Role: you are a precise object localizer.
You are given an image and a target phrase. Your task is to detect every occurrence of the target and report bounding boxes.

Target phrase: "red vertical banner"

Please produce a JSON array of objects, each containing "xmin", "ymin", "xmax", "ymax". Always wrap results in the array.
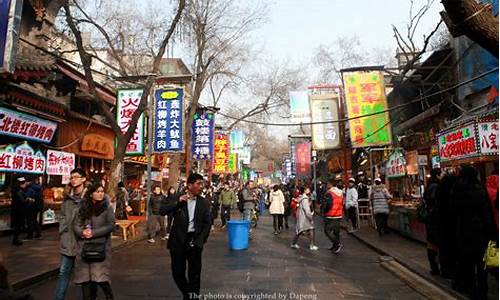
[
  {"xmin": 213, "ymin": 133, "xmax": 229, "ymax": 174},
  {"xmin": 295, "ymin": 142, "xmax": 311, "ymax": 177}
]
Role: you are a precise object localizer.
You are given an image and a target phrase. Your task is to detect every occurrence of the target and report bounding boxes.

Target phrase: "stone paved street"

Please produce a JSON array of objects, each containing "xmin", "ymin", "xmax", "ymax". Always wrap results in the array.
[{"xmin": 26, "ymin": 213, "xmax": 425, "ymax": 300}]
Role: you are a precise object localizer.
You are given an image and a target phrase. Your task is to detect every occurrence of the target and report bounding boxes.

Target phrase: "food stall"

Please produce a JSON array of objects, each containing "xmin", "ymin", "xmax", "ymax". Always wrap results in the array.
[{"xmin": 385, "ymin": 149, "xmax": 427, "ymax": 243}]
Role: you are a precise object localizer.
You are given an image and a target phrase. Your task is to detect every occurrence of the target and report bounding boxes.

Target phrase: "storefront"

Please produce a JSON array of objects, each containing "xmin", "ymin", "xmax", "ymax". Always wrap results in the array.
[{"xmin": 0, "ymin": 106, "xmax": 60, "ymax": 231}]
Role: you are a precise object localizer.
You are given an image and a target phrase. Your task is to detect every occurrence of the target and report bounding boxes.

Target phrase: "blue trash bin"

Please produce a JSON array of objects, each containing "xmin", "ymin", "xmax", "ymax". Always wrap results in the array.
[{"xmin": 227, "ymin": 220, "xmax": 250, "ymax": 250}]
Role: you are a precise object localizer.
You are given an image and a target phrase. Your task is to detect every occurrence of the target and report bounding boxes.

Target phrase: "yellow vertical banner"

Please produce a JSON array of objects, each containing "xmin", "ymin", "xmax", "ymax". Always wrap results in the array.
[{"xmin": 342, "ymin": 70, "xmax": 392, "ymax": 147}]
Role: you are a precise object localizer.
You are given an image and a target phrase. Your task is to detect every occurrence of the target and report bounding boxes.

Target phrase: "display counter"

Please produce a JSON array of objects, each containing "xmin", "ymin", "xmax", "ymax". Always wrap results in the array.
[{"xmin": 388, "ymin": 198, "xmax": 426, "ymax": 243}]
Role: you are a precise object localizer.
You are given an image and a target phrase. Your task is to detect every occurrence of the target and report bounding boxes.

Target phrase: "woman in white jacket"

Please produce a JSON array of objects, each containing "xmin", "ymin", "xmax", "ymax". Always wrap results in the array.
[{"xmin": 269, "ymin": 185, "xmax": 285, "ymax": 235}]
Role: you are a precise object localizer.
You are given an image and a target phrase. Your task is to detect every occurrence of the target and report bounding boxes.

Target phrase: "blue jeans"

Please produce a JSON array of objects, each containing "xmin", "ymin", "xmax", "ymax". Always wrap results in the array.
[{"xmin": 53, "ymin": 255, "xmax": 75, "ymax": 300}]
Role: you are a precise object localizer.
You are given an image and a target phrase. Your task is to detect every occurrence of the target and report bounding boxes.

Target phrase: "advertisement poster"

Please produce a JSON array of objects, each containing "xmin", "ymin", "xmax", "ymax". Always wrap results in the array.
[
  {"xmin": 295, "ymin": 142, "xmax": 311, "ymax": 177},
  {"xmin": 116, "ymin": 89, "xmax": 145, "ymax": 155},
  {"xmin": 0, "ymin": 143, "xmax": 46, "ymax": 174},
  {"xmin": 46, "ymin": 150, "xmax": 75, "ymax": 176},
  {"xmin": 153, "ymin": 88, "xmax": 184, "ymax": 153},
  {"xmin": 342, "ymin": 70, "xmax": 392, "ymax": 147},
  {"xmin": 289, "ymin": 91, "xmax": 311, "ymax": 123},
  {"xmin": 386, "ymin": 150, "xmax": 406, "ymax": 178},
  {"xmin": 478, "ymin": 120, "xmax": 498, "ymax": 155}
]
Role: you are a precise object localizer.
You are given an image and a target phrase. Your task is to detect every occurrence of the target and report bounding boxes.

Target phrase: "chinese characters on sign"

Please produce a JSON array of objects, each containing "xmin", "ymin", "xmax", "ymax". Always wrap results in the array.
[
  {"xmin": 437, "ymin": 122, "xmax": 479, "ymax": 162},
  {"xmin": 213, "ymin": 133, "xmax": 229, "ymax": 174},
  {"xmin": 117, "ymin": 89, "xmax": 145, "ymax": 155},
  {"xmin": 478, "ymin": 121, "xmax": 498, "ymax": 155},
  {"xmin": 0, "ymin": 107, "xmax": 57, "ymax": 143},
  {"xmin": 46, "ymin": 150, "xmax": 75, "ymax": 176},
  {"xmin": 228, "ymin": 153, "xmax": 238, "ymax": 173},
  {"xmin": 0, "ymin": 143, "xmax": 46, "ymax": 174},
  {"xmin": 386, "ymin": 150, "xmax": 406, "ymax": 178},
  {"xmin": 342, "ymin": 70, "xmax": 392, "ymax": 147},
  {"xmin": 191, "ymin": 112, "xmax": 215, "ymax": 160},
  {"xmin": 153, "ymin": 88, "xmax": 184, "ymax": 153},
  {"xmin": 310, "ymin": 93, "xmax": 341, "ymax": 150},
  {"xmin": 295, "ymin": 142, "xmax": 311, "ymax": 178},
  {"xmin": 229, "ymin": 130, "xmax": 244, "ymax": 154}
]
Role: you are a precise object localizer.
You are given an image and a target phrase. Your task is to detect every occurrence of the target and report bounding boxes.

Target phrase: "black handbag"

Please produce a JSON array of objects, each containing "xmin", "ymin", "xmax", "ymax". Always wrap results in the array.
[{"xmin": 82, "ymin": 240, "xmax": 106, "ymax": 263}]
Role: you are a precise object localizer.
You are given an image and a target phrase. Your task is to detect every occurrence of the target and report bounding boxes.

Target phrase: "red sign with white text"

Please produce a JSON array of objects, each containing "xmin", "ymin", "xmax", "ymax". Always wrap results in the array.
[
  {"xmin": 0, "ymin": 107, "xmax": 57, "ymax": 143},
  {"xmin": 295, "ymin": 142, "xmax": 311, "ymax": 177}
]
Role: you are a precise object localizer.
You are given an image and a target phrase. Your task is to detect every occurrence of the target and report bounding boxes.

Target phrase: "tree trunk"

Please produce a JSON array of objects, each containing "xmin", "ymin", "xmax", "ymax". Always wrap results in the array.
[
  {"xmin": 442, "ymin": 0, "xmax": 499, "ymax": 58},
  {"xmin": 107, "ymin": 152, "xmax": 124, "ymax": 201},
  {"xmin": 167, "ymin": 154, "xmax": 182, "ymax": 190}
]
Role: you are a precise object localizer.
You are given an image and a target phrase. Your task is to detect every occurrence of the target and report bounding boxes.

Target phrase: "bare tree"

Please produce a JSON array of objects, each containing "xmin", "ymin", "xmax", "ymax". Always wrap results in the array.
[
  {"xmin": 441, "ymin": 0, "xmax": 498, "ymax": 58},
  {"xmin": 312, "ymin": 36, "xmax": 396, "ymax": 84},
  {"xmin": 61, "ymin": 0, "xmax": 186, "ymax": 196},
  {"xmin": 392, "ymin": 0, "xmax": 444, "ymax": 75},
  {"xmin": 162, "ymin": 0, "xmax": 267, "ymax": 187}
]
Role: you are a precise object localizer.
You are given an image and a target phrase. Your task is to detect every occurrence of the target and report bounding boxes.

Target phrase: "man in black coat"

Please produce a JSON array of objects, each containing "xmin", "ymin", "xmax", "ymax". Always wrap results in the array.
[{"xmin": 160, "ymin": 173, "xmax": 211, "ymax": 300}]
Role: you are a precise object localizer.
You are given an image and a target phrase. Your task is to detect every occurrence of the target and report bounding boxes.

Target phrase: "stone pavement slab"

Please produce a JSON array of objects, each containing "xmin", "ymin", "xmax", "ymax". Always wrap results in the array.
[{"xmin": 26, "ymin": 212, "xmax": 425, "ymax": 300}]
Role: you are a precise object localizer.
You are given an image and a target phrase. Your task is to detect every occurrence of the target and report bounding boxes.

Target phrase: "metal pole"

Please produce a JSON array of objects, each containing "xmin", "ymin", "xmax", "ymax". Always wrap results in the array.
[
  {"xmin": 312, "ymin": 150, "xmax": 317, "ymax": 198},
  {"xmin": 146, "ymin": 85, "xmax": 154, "ymax": 221},
  {"xmin": 369, "ymin": 149, "xmax": 374, "ymax": 180}
]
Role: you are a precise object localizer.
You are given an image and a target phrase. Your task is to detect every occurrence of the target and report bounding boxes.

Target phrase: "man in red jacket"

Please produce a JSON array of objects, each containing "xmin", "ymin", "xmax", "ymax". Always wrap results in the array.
[{"xmin": 324, "ymin": 177, "xmax": 344, "ymax": 253}]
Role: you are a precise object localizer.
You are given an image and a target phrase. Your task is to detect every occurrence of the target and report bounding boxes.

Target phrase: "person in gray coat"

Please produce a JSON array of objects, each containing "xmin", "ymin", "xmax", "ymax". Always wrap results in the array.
[
  {"xmin": 53, "ymin": 168, "xmax": 87, "ymax": 300},
  {"xmin": 370, "ymin": 178, "xmax": 392, "ymax": 235},
  {"xmin": 291, "ymin": 186, "xmax": 318, "ymax": 250},
  {"xmin": 73, "ymin": 182, "xmax": 115, "ymax": 300}
]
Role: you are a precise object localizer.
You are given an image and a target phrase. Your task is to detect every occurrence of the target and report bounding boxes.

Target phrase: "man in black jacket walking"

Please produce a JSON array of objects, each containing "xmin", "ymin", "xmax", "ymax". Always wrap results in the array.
[{"xmin": 160, "ymin": 173, "xmax": 211, "ymax": 300}]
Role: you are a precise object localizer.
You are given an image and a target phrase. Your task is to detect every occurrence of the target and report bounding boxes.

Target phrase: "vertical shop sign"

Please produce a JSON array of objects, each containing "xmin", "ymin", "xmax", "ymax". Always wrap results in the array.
[
  {"xmin": 386, "ymin": 150, "xmax": 406, "ymax": 178},
  {"xmin": 228, "ymin": 153, "xmax": 238, "ymax": 173},
  {"xmin": 310, "ymin": 93, "xmax": 341, "ymax": 150},
  {"xmin": 295, "ymin": 142, "xmax": 311, "ymax": 177},
  {"xmin": 191, "ymin": 111, "xmax": 215, "ymax": 160},
  {"xmin": 213, "ymin": 133, "xmax": 229, "ymax": 174},
  {"xmin": 117, "ymin": 89, "xmax": 145, "ymax": 155},
  {"xmin": 229, "ymin": 130, "xmax": 244, "ymax": 154},
  {"xmin": 0, "ymin": 0, "xmax": 23, "ymax": 73},
  {"xmin": 153, "ymin": 88, "xmax": 184, "ymax": 153},
  {"xmin": 46, "ymin": 150, "xmax": 75, "ymax": 176},
  {"xmin": 342, "ymin": 70, "xmax": 392, "ymax": 147},
  {"xmin": 290, "ymin": 91, "xmax": 311, "ymax": 123},
  {"xmin": 0, "ymin": 143, "xmax": 46, "ymax": 174},
  {"xmin": 478, "ymin": 120, "xmax": 499, "ymax": 155}
]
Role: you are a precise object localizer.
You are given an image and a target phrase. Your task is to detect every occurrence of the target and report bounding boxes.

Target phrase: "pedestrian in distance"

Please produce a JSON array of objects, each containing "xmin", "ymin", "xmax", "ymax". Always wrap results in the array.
[
  {"xmin": 53, "ymin": 168, "xmax": 87, "ymax": 300},
  {"xmin": 114, "ymin": 181, "xmax": 129, "ymax": 220},
  {"xmin": 164, "ymin": 186, "xmax": 177, "ymax": 239},
  {"xmin": 73, "ymin": 182, "xmax": 115, "ymax": 300},
  {"xmin": 370, "ymin": 178, "xmax": 392, "ymax": 236},
  {"xmin": 323, "ymin": 178, "xmax": 344, "ymax": 253},
  {"xmin": 345, "ymin": 178, "xmax": 359, "ymax": 233},
  {"xmin": 206, "ymin": 186, "xmax": 218, "ymax": 231},
  {"xmin": 11, "ymin": 177, "xmax": 29, "ymax": 246},
  {"xmin": 290, "ymin": 186, "xmax": 318, "ymax": 250},
  {"xmin": 25, "ymin": 176, "xmax": 43, "ymax": 239},
  {"xmin": 147, "ymin": 184, "xmax": 168, "ymax": 243},
  {"xmin": 269, "ymin": 185, "xmax": 285, "ymax": 235},
  {"xmin": 423, "ymin": 169, "xmax": 442, "ymax": 275},
  {"xmin": 219, "ymin": 182, "xmax": 236, "ymax": 229},
  {"xmin": 159, "ymin": 173, "xmax": 211, "ymax": 300},
  {"xmin": 241, "ymin": 180, "xmax": 257, "ymax": 222}
]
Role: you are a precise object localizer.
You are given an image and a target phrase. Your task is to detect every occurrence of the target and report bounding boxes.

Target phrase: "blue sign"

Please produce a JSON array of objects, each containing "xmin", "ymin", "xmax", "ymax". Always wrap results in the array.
[
  {"xmin": 153, "ymin": 88, "xmax": 184, "ymax": 153},
  {"xmin": 191, "ymin": 111, "xmax": 215, "ymax": 160}
]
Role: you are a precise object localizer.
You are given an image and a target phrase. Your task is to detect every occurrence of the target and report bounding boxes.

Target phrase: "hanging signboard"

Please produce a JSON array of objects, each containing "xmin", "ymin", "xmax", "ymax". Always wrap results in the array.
[
  {"xmin": 437, "ymin": 122, "xmax": 479, "ymax": 162},
  {"xmin": 228, "ymin": 153, "xmax": 238, "ymax": 173},
  {"xmin": 229, "ymin": 130, "xmax": 244, "ymax": 154},
  {"xmin": 290, "ymin": 91, "xmax": 311, "ymax": 123},
  {"xmin": 295, "ymin": 142, "xmax": 311, "ymax": 177},
  {"xmin": 240, "ymin": 145, "xmax": 251, "ymax": 165},
  {"xmin": 0, "ymin": 143, "xmax": 46, "ymax": 174},
  {"xmin": 213, "ymin": 133, "xmax": 229, "ymax": 174},
  {"xmin": 0, "ymin": 107, "xmax": 57, "ymax": 143},
  {"xmin": 191, "ymin": 111, "xmax": 215, "ymax": 160},
  {"xmin": 342, "ymin": 70, "xmax": 392, "ymax": 147},
  {"xmin": 310, "ymin": 93, "xmax": 341, "ymax": 150},
  {"xmin": 0, "ymin": 0, "xmax": 23, "ymax": 73},
  {"xmin": 46, "ymin": 150, "xmax": 75, "ymax": 176},
  {"xmin": 116, "ymin": 89, "xmax": 145, "ymax": 155},
  {"xmin": 478, "ymin": 120, "xmax": 498, "ymax": 155},
  {"xmin": 153, "ymin": 88, "xmax": 184, "ymax": 153},
  {"xmin": 386, "ymin": 150, "xmax": 406, "ymax": 178}
]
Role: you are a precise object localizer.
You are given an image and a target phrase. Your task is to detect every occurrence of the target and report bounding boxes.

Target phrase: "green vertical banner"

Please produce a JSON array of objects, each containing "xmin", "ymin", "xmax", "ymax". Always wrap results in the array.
[{"xmin": 228, "ymin": 153, "xmax": 238, "ymax": 173}]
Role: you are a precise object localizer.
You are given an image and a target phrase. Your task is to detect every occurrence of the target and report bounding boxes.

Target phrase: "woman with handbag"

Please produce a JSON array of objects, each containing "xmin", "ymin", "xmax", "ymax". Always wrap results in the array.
[{"xmin": 73, "ymin": 183, "xmax": 115, "ymax": 300}]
